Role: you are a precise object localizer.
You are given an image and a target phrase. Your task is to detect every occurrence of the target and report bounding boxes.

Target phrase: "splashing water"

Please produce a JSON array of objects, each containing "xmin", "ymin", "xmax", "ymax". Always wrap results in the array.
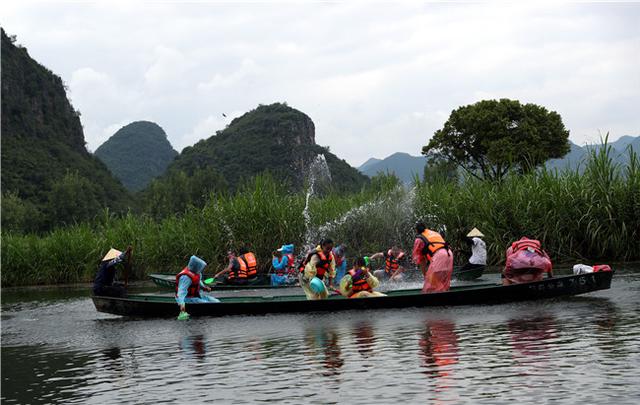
[
  {"xmin": 302, "ymin": 154, "xmax": 332, "ymax": 252},
  {"xmin": 307, "ymin": 185, "xmax": 427, "ymax": 258}
]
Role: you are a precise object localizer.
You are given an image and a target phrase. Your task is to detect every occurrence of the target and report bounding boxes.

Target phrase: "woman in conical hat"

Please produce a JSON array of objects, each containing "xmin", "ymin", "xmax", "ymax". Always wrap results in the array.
[
  {"xmin": 93, "ymin": 246, "xmax": 132, "ymax": 297},
  {"xmin": 456, "ymin": 228, "xmax": 487, "ymax": 280}
]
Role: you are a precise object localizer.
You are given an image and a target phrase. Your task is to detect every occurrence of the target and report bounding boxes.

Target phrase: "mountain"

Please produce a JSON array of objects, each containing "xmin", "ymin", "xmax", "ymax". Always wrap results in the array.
[
  {"xmin": 0, "ymin": 29, "xmax": 130, "ymax": 230},
  {"xmin": 165, "ymin": 103, "xmax": 368, "ymax": 192},
  {"xmin": 546, "ymin": 136, "xmax": 639, "ymax": 171},
  {"xmin": 358, "ymin": 157, "xmax": 382, "ymax": 172},
  {"xmin": 95, "ymin": 121, "xmax": 178, "ymax": 191},
  {"xmin": 358, "ymin": 152, "xmax": 427, "ymax": 183}
]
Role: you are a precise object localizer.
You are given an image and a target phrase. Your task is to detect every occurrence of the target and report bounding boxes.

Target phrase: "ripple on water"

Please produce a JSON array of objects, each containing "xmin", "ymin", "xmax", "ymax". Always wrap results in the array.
[{"xmin": 2, "ymin": 273, "xmax": 640, "ymax": 403}]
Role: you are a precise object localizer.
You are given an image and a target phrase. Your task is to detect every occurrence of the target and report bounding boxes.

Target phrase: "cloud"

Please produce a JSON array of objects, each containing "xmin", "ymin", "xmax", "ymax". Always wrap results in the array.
[{"xmin": 3, "ymin": 1, "xmax": 638, "ymax": 166}]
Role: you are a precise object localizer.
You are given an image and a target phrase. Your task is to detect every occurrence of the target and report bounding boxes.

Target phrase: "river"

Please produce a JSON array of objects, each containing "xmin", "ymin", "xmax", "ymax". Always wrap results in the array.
[{"xmin": 2, "ymin": 265, "xmax": 639, "ymax": 404}]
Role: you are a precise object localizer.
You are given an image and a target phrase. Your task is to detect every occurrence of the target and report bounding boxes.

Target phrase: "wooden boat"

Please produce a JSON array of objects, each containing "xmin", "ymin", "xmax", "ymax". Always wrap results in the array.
[
  {"xmin": 452, "ymin": 265, "xmax": 485, "ymax": 281},
  {"xmin": 149, "ymin": 273, "xmax": 294, "ymax": 290},
  {"xmin": 94, "ymin": 271, "xmax": 613, "ymax": 318}
]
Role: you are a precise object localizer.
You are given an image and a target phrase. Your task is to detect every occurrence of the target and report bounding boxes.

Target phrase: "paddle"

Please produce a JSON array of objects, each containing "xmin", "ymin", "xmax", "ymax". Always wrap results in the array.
[{"xmin": 124, "ymin": 245, "xmax": 133, "ymax": 289}]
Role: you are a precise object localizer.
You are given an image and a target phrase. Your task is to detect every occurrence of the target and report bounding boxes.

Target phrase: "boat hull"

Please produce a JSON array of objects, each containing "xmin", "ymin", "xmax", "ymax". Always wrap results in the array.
[{"xmin": 94, "ymin": 271, "xmax": 613, "ymax": 318}]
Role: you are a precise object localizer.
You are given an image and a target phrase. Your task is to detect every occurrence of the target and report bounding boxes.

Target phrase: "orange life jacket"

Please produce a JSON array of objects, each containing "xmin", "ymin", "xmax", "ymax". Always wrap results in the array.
[
  {"xmin": 315, "ymin": 251, "xmax": 334, "ymax": 279},
  {"xmin": 511, "ymin": 238, "xmax": 544, "ymax": 256},
  {"xmin": 227, "ymin": 257, "xmax": 247, "ymax": 281},
  {"xmin": 239, "ymin": 253, "xmax": 257, "ymax": 278},
  {"xmin": 385, "ymin": 250, "xmax": 405, "ymax": 274},
  {"xmin": 348, "ymin": 268, "xmax": 371, "ymax": 297},
  {"xmin": 417, "ymin": 229, "xmax": 449, "ymax": 262},
  {"xmin": 175, "ymin": 267, "xmax": 201, "ymax": 298}
]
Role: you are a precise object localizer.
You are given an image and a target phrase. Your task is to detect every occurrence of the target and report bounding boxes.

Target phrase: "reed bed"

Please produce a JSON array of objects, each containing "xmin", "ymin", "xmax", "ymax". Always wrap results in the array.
[{"xmin": 2, "ymin": 147, "xmax": 638, "ymax": 286}]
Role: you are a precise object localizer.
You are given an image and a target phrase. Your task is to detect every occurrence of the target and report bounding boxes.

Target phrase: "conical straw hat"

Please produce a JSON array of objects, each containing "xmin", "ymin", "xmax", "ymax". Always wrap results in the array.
[
  {"xmin": 102, "ymin": 248, "xmax": 122, "ymax": 262},
  {"xmin": 466, "ymin": 228, "xmax": 484, "ymax": 238}
]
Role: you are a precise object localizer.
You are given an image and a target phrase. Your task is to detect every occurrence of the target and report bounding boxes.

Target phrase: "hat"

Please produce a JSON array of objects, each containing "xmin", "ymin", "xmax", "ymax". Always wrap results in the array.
[
  {"xmin": 466, "ymin": 228, "xmax": 484, "ymax": 238},
  {"xmin": 102, "ymin": 248, "xmax": 122, "ymax": 262}
]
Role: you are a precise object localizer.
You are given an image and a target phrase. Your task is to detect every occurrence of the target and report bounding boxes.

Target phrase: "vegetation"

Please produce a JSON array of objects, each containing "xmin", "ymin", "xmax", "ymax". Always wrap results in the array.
[
  {"xmin": 95, "ymin": 121, "xmax": 178, "ymax": 192},
  {"xmin": 414, "ymin": 143, "xmax": 639, "ymax": 263},
  {"xmin": 2, "ymin": 144, "xmax": 638, "ymax": 287},
  {"xmin": 167, "ymin": 102, "xmax": 368, "ymax": 193},
  {"xmin": 1, "ymin": 29, "xmax": 130, "ymax": 232},
  {"xmin": 423, "ymin": 99, "xmax": 570, "ymax": 181}
]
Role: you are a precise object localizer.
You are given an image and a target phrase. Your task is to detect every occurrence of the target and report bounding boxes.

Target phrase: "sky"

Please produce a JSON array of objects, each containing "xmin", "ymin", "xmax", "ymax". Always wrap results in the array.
[{"xmin": 3, "ymin": 1, "xmax": 639, "ymax": 166}]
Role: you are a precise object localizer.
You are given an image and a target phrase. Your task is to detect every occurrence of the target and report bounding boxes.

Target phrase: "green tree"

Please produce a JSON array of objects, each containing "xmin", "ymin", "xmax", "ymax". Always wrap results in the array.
[
  {"xmin": 1, "ymin": 192, "xmax": 43, "ymax": 232},
  {"xmin": 47, "ymin": 171, "xmax": 102, "ymax": 226},
  {"xmin": 423, "ymin": 158, "xmax": 459, "ymax": 185},
  {"xmin": 422, "ymin": 99, "xmax": 570, "ymax": 181}
]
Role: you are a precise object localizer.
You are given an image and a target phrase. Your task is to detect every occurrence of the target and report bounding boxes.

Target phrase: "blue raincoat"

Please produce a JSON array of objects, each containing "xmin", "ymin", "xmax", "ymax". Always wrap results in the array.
[{"xmin": 176, "ymin": 256, "xmax": 220, "ymax": 305}]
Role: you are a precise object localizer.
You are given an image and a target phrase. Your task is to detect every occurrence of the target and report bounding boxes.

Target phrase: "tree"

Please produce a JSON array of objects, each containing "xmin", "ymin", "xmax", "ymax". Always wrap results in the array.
[
  {"xmin": 422, "ymin": 99, "xmax": 570, "ymax": 181},
  {"xmin": 423, "ymin": 158, "xmax": 459, "ymax": 185}
]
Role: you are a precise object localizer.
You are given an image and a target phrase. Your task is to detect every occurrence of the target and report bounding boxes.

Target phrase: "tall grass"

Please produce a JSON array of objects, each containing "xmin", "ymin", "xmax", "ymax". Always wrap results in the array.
[
  {"xmin": 413, "ymin": 144, "xmax": 640, "ymax": 263},
  {"xmin": 2, "ymin": 148, "xmax": 638, "ymax": 287}
]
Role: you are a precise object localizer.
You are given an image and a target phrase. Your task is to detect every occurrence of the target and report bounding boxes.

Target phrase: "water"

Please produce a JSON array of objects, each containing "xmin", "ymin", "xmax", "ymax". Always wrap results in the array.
[
  {"xmin": 2, "ymin": 266, "xmax": 639, "ymax": 404},
  {"xmin": 302, "ymin": 154, "xmax": 331, "ymax": 251}
]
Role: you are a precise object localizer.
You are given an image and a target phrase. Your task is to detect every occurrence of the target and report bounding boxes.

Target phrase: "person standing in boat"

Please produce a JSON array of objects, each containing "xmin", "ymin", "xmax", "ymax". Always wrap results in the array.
[
  {"xmin": 271, "ymin": 244, "xmax": 295, "ymax": 286},
  {"xmin": 176, "ymin": 255, "xmax": 220, "ymax": 313},
  {"xmin": 340, "ymin": 257, "xmax": 386, "ymax": 298},
  {"xmin": 299, "ymin": 239, "xmax": 336, "ymax": 300},
  {"xmin": 460, "ymin": 228, "xmax": 487, "ymax": 273},
  {"xmin": 93, "ymin": 246, "xmax": 132, "ymax": 297},
  {"xmin": 332, "ymin": 244, "xmax": 347, "ymax": 283},
  {"xmin": 412, "ymin": 222, "xmax": 454, "ymax": 293},
  {"xmin": 503, "ymin": 237, "xmax": 553, "ymax": 285},
  {"xmin": 370, "ymin": 246, "xmax": 407, "ymax": 282}
]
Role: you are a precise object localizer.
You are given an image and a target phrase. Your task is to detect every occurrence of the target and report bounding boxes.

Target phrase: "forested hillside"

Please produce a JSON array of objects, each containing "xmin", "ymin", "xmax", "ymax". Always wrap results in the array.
[
  {"xmin": 1, "ymin": 29, "xmax": 130, "ymax": 231},
  {"xmin": 95, "ymin": 121, "xmax": 178, "ymax": 191}
]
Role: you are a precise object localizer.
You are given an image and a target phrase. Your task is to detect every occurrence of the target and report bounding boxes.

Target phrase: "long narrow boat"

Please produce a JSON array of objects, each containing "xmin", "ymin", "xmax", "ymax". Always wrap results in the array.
[
  {"xmin": 149, "ymin": 273, "xmax": 293, "ymax": 290},
  {"xmin": 94, "ymin": 271, "xmax": 613, "ymax": 318},
  {"xmin": 452, "ymin": 265, "xmax": 485, "ymax": 281}
]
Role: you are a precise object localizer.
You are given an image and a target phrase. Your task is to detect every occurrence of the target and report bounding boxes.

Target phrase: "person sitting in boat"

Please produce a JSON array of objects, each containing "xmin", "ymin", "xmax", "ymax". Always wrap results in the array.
[
  {"xmin": 176, "ymin": 255, "xmax": 220, "ymax": 313},
  {"xmin": 93, "ymin": 246, "xmax": 132, "ymax": 297},
  {"xmin": 332, "ymin": 244, "xmax": 347, "ymax": 283},
  {"xmin": 370, "ymin": 246, "xmax": 406, "ymax": 282},
  {"xmin": 271, "ymin": 244, "xmax": 296, "ymax": 286},
  {"xmin": 412, "ymin": 222, "xmax": 454, "ymax": 293},
  {"xmin": 215, "ymin": 249, "xmax": 251, "ymax": 285},
  {"xmin": 340, "ymin": 257, "xmax": 386, "ymax": 298},
  {"xmin": 299, "ymin": 239, "xmax": 336, "ymax": 300},
  {"xmin": 459, "ymin": 227, "xmax": 487, "ymax": 274},
  {"xmin": 238, "ymin": 245, "xmax": 258, "ymax": 280},
  {"xmin": 503, "ymin": 237, "xmax": 553, "ymax": 285}
]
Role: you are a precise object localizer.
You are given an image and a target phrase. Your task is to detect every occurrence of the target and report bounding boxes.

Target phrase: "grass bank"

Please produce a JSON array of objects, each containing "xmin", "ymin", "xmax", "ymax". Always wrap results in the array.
[{"xmin": 2, "ymin": 146, "xmax": 638, "ymax": 287}]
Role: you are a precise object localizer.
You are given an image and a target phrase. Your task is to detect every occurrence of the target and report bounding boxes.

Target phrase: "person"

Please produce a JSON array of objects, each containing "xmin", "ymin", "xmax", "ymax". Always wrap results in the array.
[
  {"xmin": 459, "ymin": 227, "xmax": 486, "ymax": 272},
  {"xmin": 271, "ymin": 244, "xmax": 296, "ymax": 286},
  {"xmin": 93, "ymin": 246, "xmax": 132, "ymax": 297},
  {"xmin": 215, "ymin": 249, "xmax": 249, "ymax": 285},
  {"xmin": 176, "ymin": 255, "xmax": 220, "ymax": 313},
  {"xmin": 238, "ymin": 246, "xmax": 258, "ymax": 280},
  {"xmin": 299, "ymin": 239, "xmax": 336, "ymax": 300},
  {"xmin": 412, "ymin": 222, "xmax": 454, "ymax": 293},
  {"xmin": 503, "ymin": 237, "xmax": 553, "ymax": 285},
  {"xmin": 370, "ymin": 246, "xmax": 406, "ymax": 282},
  {"xmin": 340, "ymin": 257, "xmax": 386, "ymax": 298},
  {"xmin": 332, "ymin": 244, "xmax": 347, "ymax": 283}
]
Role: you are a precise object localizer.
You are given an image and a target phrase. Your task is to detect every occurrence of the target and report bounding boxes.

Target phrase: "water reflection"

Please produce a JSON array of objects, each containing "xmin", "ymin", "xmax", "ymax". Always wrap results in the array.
[
  {"xmin": 352, "ymin": 321, "xmax": 377, "ymax": 358},
  {"xmin": 304, "ymin": 326, "xmax": 344, "ymax": 376},
  {"xmin": 418, "ymin": 319, "xmax": 459, "ymax": 383},
  {"xmin": 507, "ymin": 315, "xmax": 558, "ymax": 363},
  {"xmin": 180, "ymin": 335, "xmax": 207, "ymax": 361}
]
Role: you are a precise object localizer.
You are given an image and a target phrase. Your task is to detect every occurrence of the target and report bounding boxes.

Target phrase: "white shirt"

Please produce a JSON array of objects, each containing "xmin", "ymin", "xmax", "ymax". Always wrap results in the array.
[{"xmin": 469, "ymin": 237, "xmax": 487, "ymax": 265}]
